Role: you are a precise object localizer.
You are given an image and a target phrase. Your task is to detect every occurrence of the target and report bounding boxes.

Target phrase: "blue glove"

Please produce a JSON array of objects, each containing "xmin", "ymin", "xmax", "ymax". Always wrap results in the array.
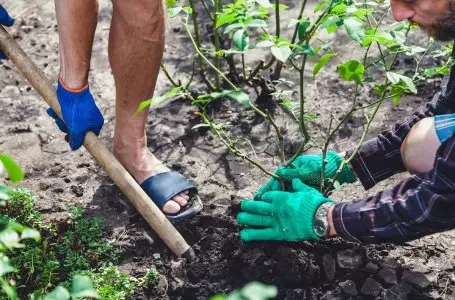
[
  {"xmin": 47, "ymin": 80, "xmax": 104, "ymax": 150},
  {"xmin": 0, "ymin": 5, "xmax": 15, "ymax": 59}
]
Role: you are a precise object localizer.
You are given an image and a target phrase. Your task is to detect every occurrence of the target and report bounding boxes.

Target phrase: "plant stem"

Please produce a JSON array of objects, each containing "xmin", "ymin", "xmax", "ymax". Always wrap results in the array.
[
  {"xmin": 200, "ymin": 0, "xmax": 215, "ymax": 23},
  {"xmin": 214, "ymin": 0, "xmax": 221, "ymax": 89},
  {"xmin": 266, "ymin": 111, "xmax": 285, "ymax": 163},
  {"xmin": 160, "ymin": 63, "xmax": 180, "ymax": 87},
  {"xmin": 290, "ymin": 0, "xmax": 308, "ymax": 44},
  {"xmin": 200, "ymin": 112, "xmax": 278, "ymax": 178},
  {"xmin": 275, "ymin": 0, "xmax": 281, "ymax": 38},
  {"xmin": 187, "ymin": 0, "xmax": 215, "ymax": 91},
  {"xmin": 183, "ymin": 21, "xmax": 238, "ymax": 91},
  {"xmin": 242, "ymin": 54, "xmax": 247, "ymax": 79}
]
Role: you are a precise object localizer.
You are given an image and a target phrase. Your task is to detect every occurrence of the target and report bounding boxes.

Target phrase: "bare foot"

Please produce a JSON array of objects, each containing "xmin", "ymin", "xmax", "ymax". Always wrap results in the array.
[{"xmin": 113, "ymin": 143, "xmax": 189, "ymax": 214}]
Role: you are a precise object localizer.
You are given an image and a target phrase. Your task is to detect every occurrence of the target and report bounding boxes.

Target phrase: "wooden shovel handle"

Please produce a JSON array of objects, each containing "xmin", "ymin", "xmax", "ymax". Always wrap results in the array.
[{"xmin": 0, "ymin": 26, "xmax": 192, "ymax": 258}]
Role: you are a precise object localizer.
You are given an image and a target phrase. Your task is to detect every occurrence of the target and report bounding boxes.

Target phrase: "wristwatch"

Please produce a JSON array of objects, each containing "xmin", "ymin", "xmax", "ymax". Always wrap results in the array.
[{"xmin": 313, "ymin": 203, "xmax": 333, "ymax": 238}]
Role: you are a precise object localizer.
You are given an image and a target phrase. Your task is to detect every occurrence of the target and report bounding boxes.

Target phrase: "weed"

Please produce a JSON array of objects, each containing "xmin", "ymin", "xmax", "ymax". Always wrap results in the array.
[
  {"xmin": 77, "ymin": 265, "xmax": 136, "ymax": 300},
  {"xmin": 56, "ymin": 206, "xmax": 119, "ymax": 273},
  {"xmin": 142, "ymin": 267, "xmax": 159, "ymax": 288}
]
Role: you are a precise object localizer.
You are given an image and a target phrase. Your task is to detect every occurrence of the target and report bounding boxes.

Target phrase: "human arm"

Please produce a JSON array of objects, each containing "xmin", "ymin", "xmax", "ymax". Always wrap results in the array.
[
  {"xmin": 349, "ymin": 67, "xmax": 455, "ymax": 190},
  {"xmin": 330, "ymin": 134, "xmax": 455, "ymax": 244}
]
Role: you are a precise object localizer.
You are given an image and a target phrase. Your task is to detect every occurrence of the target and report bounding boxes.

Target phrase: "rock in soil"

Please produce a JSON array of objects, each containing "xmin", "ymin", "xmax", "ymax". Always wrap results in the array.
[
  {"xmin": 385, "ymin": 282, "xmax": 413, "ymax": 300},
  {"xmin": 339, "ymin": 279, "xmax": 358, "ymax": 297},
  {"xmin": 364, "ymin": 262, "xmax": 379, "ymax": 274},
  {"xmin": 322, "ymin": 254, "xmax": 336, "ymax": 281},
  {"xmin": 337, "ymin": 249, "xmax": 365, "ymax": 269},
  {"xmin": 402, "ymin": 270, "xmax": 431, "ymax": 290},
  {"xmin": 377, "ymin": 267, "xmax": 398, "ymax": 286},
  {"xmin": 361, "ymin": 277, "xmax": 382, "ymax": 297}
]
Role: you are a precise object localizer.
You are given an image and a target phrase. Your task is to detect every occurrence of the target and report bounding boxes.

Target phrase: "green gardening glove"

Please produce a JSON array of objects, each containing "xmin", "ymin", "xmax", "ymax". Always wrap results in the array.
[
  {"xmin": 254, "ymin": 151, "xmax": 356, "ymax": 199},
  {"xmin": 238, "ymin": 178, "xmax": 334, "ymax": 242},
  {"xmin": 277, "ymin": 151, "xmax": 356, "ymax": 188}
]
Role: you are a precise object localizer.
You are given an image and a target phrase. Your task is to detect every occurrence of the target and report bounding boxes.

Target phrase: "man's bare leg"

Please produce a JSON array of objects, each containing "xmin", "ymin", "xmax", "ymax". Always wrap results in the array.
[
  {"xmin": 109, "ymin": 0, "xmax": 188, "ymax": 214},
  {"xmin": 55, "ymin": 0, "xmax": 98, "ymax": 89}
]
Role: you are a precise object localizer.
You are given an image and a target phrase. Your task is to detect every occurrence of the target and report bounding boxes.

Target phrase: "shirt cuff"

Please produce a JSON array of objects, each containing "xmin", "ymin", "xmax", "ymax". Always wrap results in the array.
[
  {"xmin": 348, "ymin": 138, "xmax": 406, "ymax": 190},
  {"xmin": 332, "ymin": 202, "xmax": 377, "ymax": 244}
]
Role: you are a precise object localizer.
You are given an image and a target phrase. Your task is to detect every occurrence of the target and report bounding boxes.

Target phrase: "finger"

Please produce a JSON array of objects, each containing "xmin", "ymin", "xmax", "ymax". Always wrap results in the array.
[
  {"xmin": 291, "ymin": 178, "xmax": 313, "ymax": 192},
  {"xmin": 240, "ymin": 228, "xmax": 277, "ymax": 241},
  {"xmin": 237, "ymin": 212, "xmax": 273, "ymax": 227},
  {"xmin": 254, "ymin": 178, "xmax": 281, "ymax": 200},
  {"xmin": 240, "ymin": 200, "xmax": 274, "ymax": 215},
  {"xmin": 69, "ymin": 132, "xmax": 86, "ymax": 151},
  {"xmin": 262, "ymin": 191, "xmax": 288, "ymax": 203},
  {"xmin": 46, "ymin": 108, "xmax": 68, "ymax": 133},
  {"xmin": 276, "ymin": 168, "xmax": 306, "ymax": 182}
]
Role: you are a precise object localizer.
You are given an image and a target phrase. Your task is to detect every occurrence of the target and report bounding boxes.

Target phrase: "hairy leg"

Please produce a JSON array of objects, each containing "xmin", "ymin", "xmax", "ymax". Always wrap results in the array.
[
  {"xmin": 55, "ymin": 0, "xmax": 98, "ymax": 89},
  {"xmin": 401, "ymin": 117, "xmax": 441, "ymax": 174},
  {"xmin": 109, "ymin": 0, "xmax": 188, "ymax": 214}
]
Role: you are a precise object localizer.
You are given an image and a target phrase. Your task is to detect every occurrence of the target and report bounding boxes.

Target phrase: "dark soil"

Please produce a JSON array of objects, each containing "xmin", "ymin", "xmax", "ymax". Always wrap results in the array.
[{"xmin": 1, "ymin": 0, "xmax": 455, "ymax": 299}]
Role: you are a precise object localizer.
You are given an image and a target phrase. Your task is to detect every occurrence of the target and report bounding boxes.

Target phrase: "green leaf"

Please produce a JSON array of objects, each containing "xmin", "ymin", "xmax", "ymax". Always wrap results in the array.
[
  {"xmin": 216, "ymin": 13, "xmax": 236, "ymax": 28},
  {"xmin": 226, "ymin": 91, "xmax": 251, "ymax": 107},
  {"xmin": 0, "ymin": 185, "xmax": 10, "ymax": 201},
  {"xmin": 386, "ymin": 72, "xmax": 417, "ymax": 94},
  {"xmin": 271, "ymin": 46, "xmax": 292, "ymax": 63},
  {"xmin": 0, "ymin": 229, "xmax": 23, "ymax": 250},
  {"xmin": 255, "ymin": 0, "xmax": 272, "ymax": 8},
  {"xmin": 313, "ymin": 53, "xmax": 335, "ymax": 78},
  {"xmin": 70, "ymin": 275, "xmax": 99, "ymax": 298},
  {"xmin": 246, "ymin": 19, "xmax": 267, "ymax": 28},
  {"xmin": 321, "ymin": 16, "xmax": 341, "ymax": 31},
  {"xmin": 0, "ymin": 259, "xmax": 15, "ymax": 276},
  {"xmin": 0, "ymin": 155, "xmax": 24, "ymax": 183},
  {"xmin": 386, "ymin": 72, "xmax": 401, "ymax": 84},
  {"xmin": 343, "ymin": 18, "xmax": 365, "ymax": 43},
  {"xmin": 43, "ymin": 286, "xmax": 70, "ymax": 300},
  {"xmin": 240, "ymin": 282, "xmax": 278, "ymax": 300},
  {"xmin": 165, "ymin": 0, "xmax": 177, "ymax": 8},
  {"xmin": 224, "ymin": 23, "xmax": 244, "ymax": 34},
  {"xmin": 21, "ymin": 228, "xmax": 40, "ymax": 242},
  {"xmin": 339, "ymin": 60, "xmax": 365, "ymax": 84},
  {"xmin": 255, "ymin": 40, "xmax": 274, "ymax": 48},
  {"xmin": 208, "ymin": 90, "xmax": 251, "ymax": 107},
  {"xmin": 298, "ymin": 19, "xmax": 310, "ymax": 42},
  {"xmin": 232, "ymin": 29, "xmax": 249, "ymax": 52},
  {"xmin": 299, "ymin": 45, "xmax": 315, "ymax": 56},
  {"xmin": 399, "ymin": 75, "xmax": 417, "ymax": 94}
]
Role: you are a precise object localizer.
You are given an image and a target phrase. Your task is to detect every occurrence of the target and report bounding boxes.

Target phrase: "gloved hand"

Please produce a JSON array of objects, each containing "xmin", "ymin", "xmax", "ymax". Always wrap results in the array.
[
  {"xmin": 254, "ymin": 151, "xmax": 356, "ymax": 199},
  {"xmin": 0, "ymin": 5, "xmax": 15, "ymax": 59},
  {"xmin": 238, "ymin": 178, "xmax": 334, "ymax": 242},
  {"xmin": 47, "ymin": 80, "xmax": 104, "ymax": 150}
]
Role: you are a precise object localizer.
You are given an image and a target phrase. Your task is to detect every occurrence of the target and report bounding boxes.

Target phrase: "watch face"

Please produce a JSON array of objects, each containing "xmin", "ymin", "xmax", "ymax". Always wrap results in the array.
[{"xmin": 314, "ymin": 218, "xmax": 327, "ymax": 237}]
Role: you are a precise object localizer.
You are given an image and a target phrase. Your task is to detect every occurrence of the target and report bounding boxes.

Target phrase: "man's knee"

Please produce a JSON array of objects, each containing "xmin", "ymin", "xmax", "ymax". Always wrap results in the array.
[
  {"xmin": 111, "ymin": 0, "xmax": 166, "ymax": 41},
  {"xmin": 401, "ymin": 117, "xmax": 441, "ymax": 174}
]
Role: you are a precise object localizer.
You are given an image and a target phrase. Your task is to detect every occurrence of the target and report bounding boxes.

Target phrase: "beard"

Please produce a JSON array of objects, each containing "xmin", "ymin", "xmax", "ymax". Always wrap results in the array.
[{"xmin": 420, "ymin": 10, "xmax": 455, "ymax": 41}]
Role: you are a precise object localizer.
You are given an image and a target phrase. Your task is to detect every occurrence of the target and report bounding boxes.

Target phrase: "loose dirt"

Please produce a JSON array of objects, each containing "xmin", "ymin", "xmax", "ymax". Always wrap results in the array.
[{"xmin": 1, "ymin": 0, "xmax": 454, "ymax": 299}]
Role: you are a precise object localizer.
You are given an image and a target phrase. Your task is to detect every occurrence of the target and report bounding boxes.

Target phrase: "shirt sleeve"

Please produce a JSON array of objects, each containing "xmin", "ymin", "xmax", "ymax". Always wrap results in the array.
[
  {"xmin": 332, "ymin": 134, "xmax": 455, "ymax": 244},
  {"xmin": 350, "ymin": 72, "xmax": 455, "ymax": 190}
]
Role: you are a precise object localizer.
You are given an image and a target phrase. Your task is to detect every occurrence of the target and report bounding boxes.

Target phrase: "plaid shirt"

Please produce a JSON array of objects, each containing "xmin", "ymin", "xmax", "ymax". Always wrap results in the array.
[{"xmin": 332, "ymin": 56, "xmax": 455, "ymax": 244}]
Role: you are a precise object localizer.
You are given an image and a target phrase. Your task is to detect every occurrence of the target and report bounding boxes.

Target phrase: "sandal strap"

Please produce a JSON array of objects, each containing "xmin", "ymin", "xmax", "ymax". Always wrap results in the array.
[{"xmin": 140, "ymin": 171, "xmax": 197, "ymax": 209}]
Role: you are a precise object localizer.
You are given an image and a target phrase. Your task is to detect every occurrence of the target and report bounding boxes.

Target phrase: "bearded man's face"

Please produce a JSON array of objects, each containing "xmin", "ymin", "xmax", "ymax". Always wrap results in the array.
[{"xmin": 390, "ymin": 0, "xmax": 455, "ymax": 41}]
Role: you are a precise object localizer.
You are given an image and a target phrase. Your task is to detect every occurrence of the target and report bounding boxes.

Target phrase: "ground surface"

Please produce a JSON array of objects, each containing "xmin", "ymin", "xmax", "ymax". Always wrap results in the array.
[{"xmin": 1, "ymin": 0, "xmax": 455, "ymax": 299}]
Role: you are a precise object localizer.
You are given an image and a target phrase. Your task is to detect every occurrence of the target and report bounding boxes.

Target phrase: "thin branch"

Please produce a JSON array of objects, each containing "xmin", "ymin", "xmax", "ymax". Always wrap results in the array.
[{"xmin": 160, "ymin": 63, "xmax": 180, "ymax": 87}]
